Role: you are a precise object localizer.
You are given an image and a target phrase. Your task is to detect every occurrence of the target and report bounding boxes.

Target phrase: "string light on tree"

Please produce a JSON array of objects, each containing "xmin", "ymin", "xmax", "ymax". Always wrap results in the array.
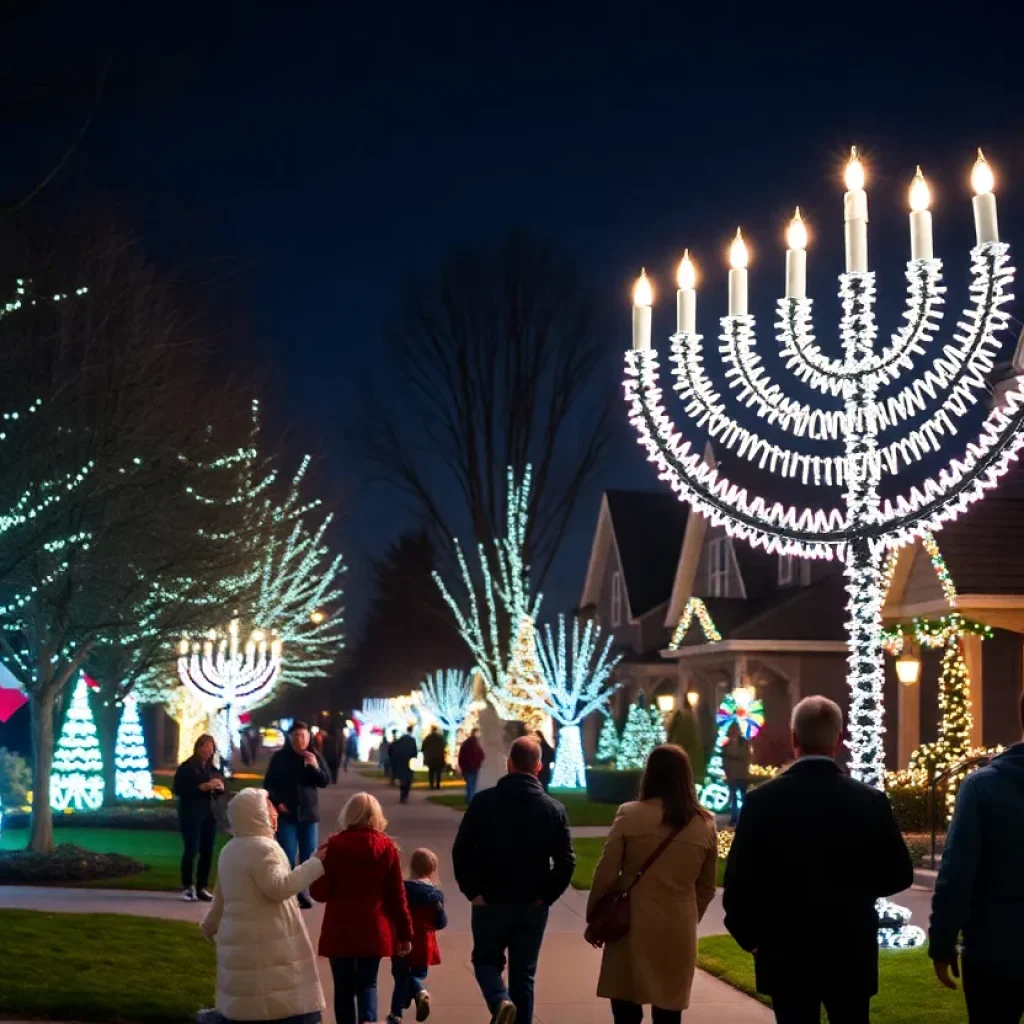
[
  {"xmin": 534, "ymin": 616, "xmax": 622, "ymax": 789},
  {"xmin": 434, "ymin": 467, "xmax": 545, "ymax": 724},
  {"xmin": 417, "ymin": 669, "xmax": 473, "ymax": 759},
  {"xmin": 114, "ymin": 696, "xmax": 155, "ymax": 801},
  {"xmin": 51, "ymin": 674, "xmax": 105, "ymax": 811}
]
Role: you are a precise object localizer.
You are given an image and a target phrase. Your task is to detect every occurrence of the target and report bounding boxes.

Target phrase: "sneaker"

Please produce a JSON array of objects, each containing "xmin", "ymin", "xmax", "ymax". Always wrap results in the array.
[
  {"xmin": 415, "ymin": 989, "xmax": 431, "ymax": 1021},
  {"xmin": 197, "ymin": 887, "xmax": 214, "ymax": 902},
  {"xmin": 493, "ymin": 1000, "xmax": 516, "ymax": 1024},
  {"xmin": 297, "ymin": 892, "xmax": 313, "ymax": 910},
  {"xmin": 386, "ymin": 1016, "xmax": 402, "ymax": 1024},
  {"xmin": 182, "ymin": 886, "xmax": 197, "ymax": 902}
]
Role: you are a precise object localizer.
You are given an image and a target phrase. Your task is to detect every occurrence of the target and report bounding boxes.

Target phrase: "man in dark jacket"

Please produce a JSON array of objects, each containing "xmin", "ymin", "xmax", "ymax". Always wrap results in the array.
[
  {"xmin": 724, "ymin": 695, "xmax": 913, "ymax": 1023},
  {"xmin": 263, "ymin": 720, "xmax": 330, "ymax": 908},
  {"xmin": 453, "ymin": 736, "xmax": 575, "ymax": 1024},
  {"xmin": 421, "ymin": 725, "xmax": 448, "ymax": 790},
  {"xmin": 930, "ymin": 693, "xmax": 1024, "ymax": 1019},
  {"xmin": 390, "ymin": 724, "xmax": 419, "ymax": 804}
]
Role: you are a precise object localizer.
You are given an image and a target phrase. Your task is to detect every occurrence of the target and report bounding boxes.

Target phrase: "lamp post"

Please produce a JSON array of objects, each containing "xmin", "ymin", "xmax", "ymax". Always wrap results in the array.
[{"xmin": 622, "ymin": 146, "xmax": 1021, "ymax": 948}]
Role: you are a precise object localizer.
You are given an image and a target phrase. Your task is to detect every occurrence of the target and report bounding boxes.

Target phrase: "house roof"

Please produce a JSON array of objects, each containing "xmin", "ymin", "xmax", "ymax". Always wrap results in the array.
[
  {"xmin": 671, "ymin": 573, "xmax": 847, "ymax": 648},
  {"xmin": 929, "ymin": 496, "xmax": 1024, "ymax": 595},
  {"xmin": 604, "ymin": 490, "xmax": 690, "ymax": 618}
]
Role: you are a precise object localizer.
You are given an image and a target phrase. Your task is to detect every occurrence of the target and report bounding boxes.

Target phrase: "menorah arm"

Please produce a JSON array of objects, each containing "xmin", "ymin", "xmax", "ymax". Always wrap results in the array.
[
  {"xmin": 670, "ymin": 328, "xmax": 848, "ymax": 488},
  {"xmin": 719, "ymin": 315, "xmax": 848, "ymax": 441},
  {"xmin": 872, "ymin": 244, "xmax": 1013, "ymax": 473},
  {"xmin": 626, "ymin": 348, "xmax": 848, "ymax": 552},
  {"xmin": 777, "ymin": 259, "xmax": 944, "ymax": 394},
  {"xmin": 875, "ymin": 375, "xmax": 1024, "ymax": 537}
]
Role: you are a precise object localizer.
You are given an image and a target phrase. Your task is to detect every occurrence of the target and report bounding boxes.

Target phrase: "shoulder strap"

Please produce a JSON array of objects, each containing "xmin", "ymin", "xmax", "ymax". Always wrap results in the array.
[{"xmin": 623, "ymin": 828, "xmax": 682, "ymax": 894}]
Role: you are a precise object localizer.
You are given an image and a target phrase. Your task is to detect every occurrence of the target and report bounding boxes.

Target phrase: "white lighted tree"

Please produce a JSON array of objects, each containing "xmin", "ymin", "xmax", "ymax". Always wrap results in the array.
[
  {"xmin": 535, "ymin": 615, "xmax": 622, "ymax": 788},
  {"xmin": 433, "ymin": 466, "xmax": 544, "ymax": 720},
  {"xmin": 51, "ymin": 674, "xmax": 104, "ymax": 811},
  {"xmin": 417, "ymin": 669, "xmax": 473, "ymax": 757},
  {"xmin": 114, "ymin": 695, "xmax": 154, "ymax": 801},
  {"xmin": 623, "ymin": 148, "xmax": 1020, "ymax": 947}
]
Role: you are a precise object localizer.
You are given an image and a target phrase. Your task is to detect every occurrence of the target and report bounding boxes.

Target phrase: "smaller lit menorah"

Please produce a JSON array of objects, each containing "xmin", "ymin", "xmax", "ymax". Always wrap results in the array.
[
  {"xmin": 623, "ymin": 148, "xmax": 1022, "ymax": 948},
  {"xmin": 177, "ymin": 618, "xmax": 283, "ymax": 772}
]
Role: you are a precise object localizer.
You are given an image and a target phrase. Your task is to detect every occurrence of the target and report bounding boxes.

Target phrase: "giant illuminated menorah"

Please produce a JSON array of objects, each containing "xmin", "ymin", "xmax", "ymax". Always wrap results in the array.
[
  {"xmin": 177, "ymin": 618, "xmax": 282, "ymax": 772},
  {"xmin": 624, "ymin": 149, "xmax": 1022, "ymax": 948}
]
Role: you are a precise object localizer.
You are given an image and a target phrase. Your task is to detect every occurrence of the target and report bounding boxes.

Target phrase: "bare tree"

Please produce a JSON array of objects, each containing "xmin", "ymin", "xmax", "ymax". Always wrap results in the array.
[
  {"xmin": 0, "ymin": 225, "xmax": 257, "ymax": 853},
  {"xmin": 364, "ymin": 233, "xmax": 614, "ymax": 584}
]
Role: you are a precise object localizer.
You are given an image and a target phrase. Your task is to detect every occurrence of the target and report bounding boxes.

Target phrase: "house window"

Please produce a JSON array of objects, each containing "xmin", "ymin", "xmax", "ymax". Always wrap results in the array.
[
  {"xmin": 779, "ymin": 554, "xmax": 794, "ymax": 586},
  {"xmin": 708, "ymin": 538, "xmax": 728, "ymax": 597},
  {"xmin": 611, "ymin": 571, "xmax": 624, "ymax": 627}
]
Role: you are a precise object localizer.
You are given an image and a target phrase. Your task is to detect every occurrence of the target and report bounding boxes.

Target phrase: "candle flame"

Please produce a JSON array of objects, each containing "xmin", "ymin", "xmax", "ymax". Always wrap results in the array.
[
  {"xmin": 786, "ymin": 207, "xmax": 807, "ymax": 250},
  {"xmin": 676, "ymin": 250, "xmax": 696, "ymax": 291},
  {"xmin": 972, "ymin": 149, "xmax": 994, "ymax": 196},
  {"xmin": 909, "ymin": 166, "xmax": 931, "ymax": 212},
  {"xmin": 729, "ymin": 229, "xmax": 748, "ymax": 270},
  {"xmin": 845, "ymin": 146, "xmax": 865, "ymax": 192},
  {"xmin": 633, "ymin": 269, "xmax": 653, "ymax": 307}
]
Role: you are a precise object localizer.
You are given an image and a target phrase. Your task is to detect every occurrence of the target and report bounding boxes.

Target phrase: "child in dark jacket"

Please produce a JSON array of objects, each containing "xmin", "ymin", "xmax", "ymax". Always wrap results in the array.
[{"xmin": 388, "ymin": 848, "xmax": 447, "ymax": 1023}]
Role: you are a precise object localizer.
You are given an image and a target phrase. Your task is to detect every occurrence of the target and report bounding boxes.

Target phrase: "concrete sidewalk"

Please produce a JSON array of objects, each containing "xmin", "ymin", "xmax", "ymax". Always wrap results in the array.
[{"xmin": 0, "ymin": 769, "xmax": 774, "ymax": 1023}]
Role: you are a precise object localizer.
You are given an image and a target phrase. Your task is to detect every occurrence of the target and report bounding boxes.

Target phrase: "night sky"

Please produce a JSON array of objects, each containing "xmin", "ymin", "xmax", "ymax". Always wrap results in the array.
[{"xmin": 4, "ymin": 8, "xmax": 1024, "ymax": 625}]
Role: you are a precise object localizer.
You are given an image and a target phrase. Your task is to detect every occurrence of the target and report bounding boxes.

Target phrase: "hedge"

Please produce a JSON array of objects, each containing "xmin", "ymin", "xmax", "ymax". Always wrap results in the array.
[
  {"xmin": 0, "ymin": 844, "xmax": 145, "ymax": 884},
  {"xmin": 888, "ymin": 784, "xmax": 946, "ymax": 834},
  {"xmin": 586, "ymin": 767, "xmax": 643, "ymax": 805}
]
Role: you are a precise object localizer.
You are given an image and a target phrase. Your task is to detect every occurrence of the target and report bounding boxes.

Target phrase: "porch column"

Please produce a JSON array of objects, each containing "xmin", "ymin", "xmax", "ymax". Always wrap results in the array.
[
  {"xmin": 963, "ymin": 632, "xmax": 984, "ymax": 748},
  {"xmin": 897, "ymin": 676, "xmax": 921, "ymax": 767}
]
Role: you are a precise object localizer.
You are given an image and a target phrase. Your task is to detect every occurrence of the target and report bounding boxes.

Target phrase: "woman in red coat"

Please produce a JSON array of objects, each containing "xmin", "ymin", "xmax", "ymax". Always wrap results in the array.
[{"xmin": 310, "ymin": 792, "xmax": 413, "ymax": 1024}]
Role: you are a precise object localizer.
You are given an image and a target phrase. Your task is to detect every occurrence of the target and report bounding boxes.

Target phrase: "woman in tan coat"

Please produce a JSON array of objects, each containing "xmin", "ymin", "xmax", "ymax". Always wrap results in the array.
[{"xmin": 587, "ymin": 744, "xmax": 717, "ymax": 1023}]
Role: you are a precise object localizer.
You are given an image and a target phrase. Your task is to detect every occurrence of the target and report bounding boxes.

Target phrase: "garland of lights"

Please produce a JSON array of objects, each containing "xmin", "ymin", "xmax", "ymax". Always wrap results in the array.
[
  {"xmin": 699, "ymin": 688, "xmax": 764, "ymax": 814},
  {"xmin": 534, "ymin": 615, "xmax": 622, "ymax": 788},
  {"xmin": 669, "ymin": 596, "xmax": 722, "ymax": 649},
  {"xmin": 433, "ymin": 467, "xmax": 546, "ymax": 724},
  {"xmin": 51, "ymin": 674, "xmax": 105, "ymax": 811},
  {"xmin": 114, "ymin": 696, "xmax": 154, "ymax": 801},
  {"xmin": 621, "ymin": 168, "xmax": 1023, "ymax": 948}
]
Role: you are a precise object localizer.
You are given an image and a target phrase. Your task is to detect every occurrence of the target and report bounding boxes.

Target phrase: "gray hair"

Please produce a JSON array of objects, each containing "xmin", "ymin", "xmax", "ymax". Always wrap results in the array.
[{"xmin": 791, "ymin": 695, "xmax": 843, "ymax": 754}]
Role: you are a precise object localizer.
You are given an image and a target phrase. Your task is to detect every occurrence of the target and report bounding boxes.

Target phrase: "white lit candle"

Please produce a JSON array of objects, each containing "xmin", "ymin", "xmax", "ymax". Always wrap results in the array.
[
  {"xmin": 632, "ymin": 270, "xmax": 653, "ymax": 350},
  {"xmin": 785, "ymin": 207, "xmax": 807, "ymax": 299},
  {"xmin": 728, "ymin": 229, "xmax": 748, "ymax": 315},
  {"xmin": 676, "ymin": 250, "xmax": 696, "ymax": 334},
  {"xmin": 909, "ymin": 166, "xmax": 933, "ymax": 261},
  {"xmin": 972, "ymin": 149, "xmax": 998, "ymax": 245},
  {"xmin": 844, "ymin": 146, "xmax": 868, "ymax": 272}
]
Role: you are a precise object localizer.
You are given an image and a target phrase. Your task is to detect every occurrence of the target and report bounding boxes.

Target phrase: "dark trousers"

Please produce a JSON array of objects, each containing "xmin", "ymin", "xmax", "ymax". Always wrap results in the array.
[
  {"xmin": 427, "ymin": 762, "xmax": 444, "ymax": 789},
  {"xmin": 964, "ymin": 959, "xmax": 1024, "ymax": 1023},
  {"xmin": 727, "ymin": 780, "xmax": 748, "ymax": 825},
  {"xmin": 396, "ymin": 768, "xmax": 413, "ymax": 802},
  {"xmin": 327, "ymin": 757, "xmax": 340, "ymax": 783},
  {"xmin": 471, "ymin": 903, "xmax": 549, "ymax": 1023},
  {"xmin": 330, "ymin": 956, "xmax": 380, "ymax": 1024},
  {"xmin": 770, "ymin": 991, "xmax": 870, "ymax": 1023},
  {"xmin": 390, "ymin": 960, "xmax": 429, "ymax": 1016},
  {"xmin": 611, "ymin": 1000, "xmax": 681, "ymax": 1024},
  {"xmin": 180, "ymin": 814, "xmax": 217, "ymax": 889}
]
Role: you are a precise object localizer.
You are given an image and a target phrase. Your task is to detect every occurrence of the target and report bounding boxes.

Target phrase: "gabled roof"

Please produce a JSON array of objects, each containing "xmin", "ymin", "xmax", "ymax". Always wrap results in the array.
[{"xmin": 579, "ymin": 490, "xmax": 690, "ymax": 620}]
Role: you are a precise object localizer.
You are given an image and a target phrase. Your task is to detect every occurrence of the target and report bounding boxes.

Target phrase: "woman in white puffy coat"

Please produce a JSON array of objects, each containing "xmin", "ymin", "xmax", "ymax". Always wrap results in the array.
[{"xmin": 202, "ymin": 787, "xmax": 327, "ymax": 1023}]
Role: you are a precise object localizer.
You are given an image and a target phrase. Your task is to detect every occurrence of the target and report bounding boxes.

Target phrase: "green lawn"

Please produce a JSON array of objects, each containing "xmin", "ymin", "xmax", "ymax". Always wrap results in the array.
[
  {"xmin": 571, "ymin": 837, "xmax": 726, "ymax": 889},
  {"xmin": 697, "ymin": 935, "xmax": 967, "ymax": 1023},
  {"xmin": 0, "ymin": 909, "xmax": 214, "ymax": 1022},
  {"xmin": 1, "ymin": 827, "xmax": 228, "ymax": 891},
  {"xmin": 428, "ymin": 787, "xmax": 619, "ymax": 826}
]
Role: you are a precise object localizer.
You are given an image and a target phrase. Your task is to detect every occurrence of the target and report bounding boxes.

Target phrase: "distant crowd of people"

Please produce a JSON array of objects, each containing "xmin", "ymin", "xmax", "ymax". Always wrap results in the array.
[{"xmin": 174, "ymin": 693, "xmax": 1024, "ymax": 1024}]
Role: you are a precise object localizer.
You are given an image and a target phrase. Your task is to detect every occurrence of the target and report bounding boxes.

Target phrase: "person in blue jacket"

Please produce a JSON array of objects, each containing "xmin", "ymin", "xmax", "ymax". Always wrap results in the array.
[{"xmin": 930, "ymin": 692, "xmax": 1024, "ymax": 1020}]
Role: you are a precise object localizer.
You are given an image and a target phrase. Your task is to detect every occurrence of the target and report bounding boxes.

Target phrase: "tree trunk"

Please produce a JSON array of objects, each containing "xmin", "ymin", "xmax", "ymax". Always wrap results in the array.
[{"xmin": 29, "ymin": 687, "xmax": 56, "ymax": 854}]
